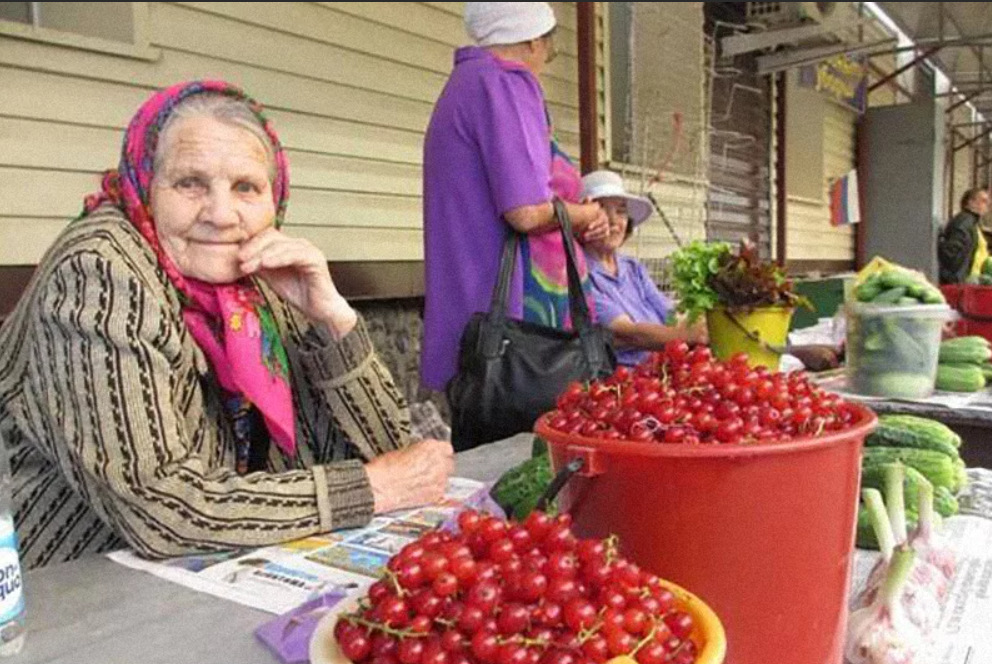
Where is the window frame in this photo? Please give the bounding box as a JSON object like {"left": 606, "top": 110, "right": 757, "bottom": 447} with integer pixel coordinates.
{"left": 0, "top": 2, "right": 159, "bottom": 61}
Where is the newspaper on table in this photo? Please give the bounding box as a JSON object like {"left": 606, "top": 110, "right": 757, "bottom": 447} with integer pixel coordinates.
{"left": 108, "top": 477, "right": 493, "bottom": 615}
{"left": 848, "top": 515, "right": 992, "bottom": 664}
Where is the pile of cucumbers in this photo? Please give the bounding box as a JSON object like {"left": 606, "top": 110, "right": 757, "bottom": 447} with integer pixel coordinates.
{"left": 854, "top": 268, "right": 946, "bottom": 306}
{"left": 857, "top": 414, "right": 968, "bottom": 549}
{"left": 935, "top": 336, "right": 992, "bottom": 392}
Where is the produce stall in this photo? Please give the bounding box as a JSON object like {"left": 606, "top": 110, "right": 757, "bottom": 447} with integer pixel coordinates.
{"left": 20, "top": 240, "right": 991, "bottom": 664}
{"left": 18, "top": 436, "right": 992, "bottom": 664}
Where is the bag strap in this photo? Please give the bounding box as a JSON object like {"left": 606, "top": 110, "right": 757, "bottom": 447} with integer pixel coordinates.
{"left": 554, "top": 199, "right": 592, "bottom": 331}
{"left": 554, "top": 200, "right": 610, "bottom": 376}
{"left": 480, "top": 227, "right": 520, "bottom": 358}
{"left": 480, "top": 200, "right": 610, "bottom": 376}
{"left": 488, "top": 230, "right": 519, "bottom": 320}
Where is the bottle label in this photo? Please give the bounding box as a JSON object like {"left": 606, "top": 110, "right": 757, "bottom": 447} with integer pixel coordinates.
{"left": 0, "top": 524, "right": 24, "bottom": 625}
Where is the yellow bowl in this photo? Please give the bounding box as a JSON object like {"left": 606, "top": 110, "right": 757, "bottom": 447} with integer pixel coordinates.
{"left": 310, "top": 579, "right": 727, "bottom": 664}
{"left": 657, "top": 577, "right": 727, "bottom": 664}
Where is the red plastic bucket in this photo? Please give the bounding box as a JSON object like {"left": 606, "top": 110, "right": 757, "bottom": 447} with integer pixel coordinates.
{"left": 958, "top": 285, "right": 992, "bottom": 342}
{"left": 535, "top": 404, "right": 877, "bottom": 664}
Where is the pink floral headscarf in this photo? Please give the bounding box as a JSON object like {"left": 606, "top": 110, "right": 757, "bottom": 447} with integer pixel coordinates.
{"left": 84, "top": 80, "right": 297, "bottom": 466}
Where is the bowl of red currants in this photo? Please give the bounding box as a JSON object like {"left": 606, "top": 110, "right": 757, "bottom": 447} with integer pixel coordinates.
{"left": 315, "top": 510, "right": 726, "bottom": 664}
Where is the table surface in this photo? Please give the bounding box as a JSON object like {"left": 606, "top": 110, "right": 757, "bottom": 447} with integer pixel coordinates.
{"left": 21, "top": 435, "right": 534, "bottom": 664}
{"left": 855, "top": 397, "right": 992, "bottom": 425}
{"left": 21, "top": 435, "right": 992, "bottom": 664}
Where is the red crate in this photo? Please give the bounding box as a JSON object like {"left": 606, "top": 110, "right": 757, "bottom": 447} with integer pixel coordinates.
{"left": 943, "top": 284, "right": 992, "bottom": 341}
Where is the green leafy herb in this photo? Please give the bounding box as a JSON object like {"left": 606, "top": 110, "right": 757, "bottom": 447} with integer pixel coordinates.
{"left": 669, "top": 240, "right": 731, "bottom": 324}
{"left": 670, "top": 240, "right": 810, "bottom": 322}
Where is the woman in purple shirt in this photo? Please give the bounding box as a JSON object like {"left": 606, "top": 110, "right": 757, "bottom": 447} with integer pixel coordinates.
{"left": 420, "top": 2, "right": 608, "bottom": 393}
{"left": 581, "top": 171, "right": 708, "bottom": 366}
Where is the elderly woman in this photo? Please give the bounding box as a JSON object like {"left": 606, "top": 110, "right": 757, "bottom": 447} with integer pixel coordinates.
{"left": 0, "top": 81, "right": 453, "bottom": 569}
{"left": 581, "top": 171, "right": 708, "bottom": 366}
{"left": 421, "top": 2, "right": 608, "bottom": 394}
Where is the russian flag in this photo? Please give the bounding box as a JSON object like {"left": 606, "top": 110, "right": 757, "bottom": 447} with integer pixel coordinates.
{"left": 830, "top": 169, "right": 861, "bottom": 226}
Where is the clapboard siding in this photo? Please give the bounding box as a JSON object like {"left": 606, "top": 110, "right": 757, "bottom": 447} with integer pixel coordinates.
{"left": 785, "top": 93, "right": 858, "bottom": 264}
{"left": 0, "top": 1, "right": 579, "bottom": 265}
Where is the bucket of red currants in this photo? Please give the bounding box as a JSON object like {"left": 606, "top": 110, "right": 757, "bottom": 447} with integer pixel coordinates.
{"left": 535, "top": 341, "right": 877, "bottom": 664}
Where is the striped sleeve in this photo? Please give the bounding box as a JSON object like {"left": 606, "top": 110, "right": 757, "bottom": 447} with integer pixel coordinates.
{"left": 291, "top": 314, "right": 413, "bottom": 461}
{"left": 36, "top": 251, "right": 372, "bottom": 559}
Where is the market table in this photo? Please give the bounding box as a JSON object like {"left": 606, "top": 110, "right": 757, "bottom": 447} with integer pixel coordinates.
{"left": 19, "top": 435, "right": 534, "bottom": 664}
{"left": 19, "top": 436, "right": 992, "bottom": 664}
{"left": 811, "top": 371, "right": 992, "bottom": 470}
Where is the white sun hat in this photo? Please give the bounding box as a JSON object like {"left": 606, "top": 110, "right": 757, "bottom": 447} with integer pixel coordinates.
{"left": 464, "top": 2, "right": 557, "bottom": 47}
{"left": 580, "top": 170, "right": 654, "bottom": 227}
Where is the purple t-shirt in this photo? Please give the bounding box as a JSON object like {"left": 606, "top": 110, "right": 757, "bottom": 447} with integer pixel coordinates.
{"left": 586, "top": 253, "right": 673, "bottom": 367}
{"left": 421, "top": 47, "right": 552, "bottom": 391}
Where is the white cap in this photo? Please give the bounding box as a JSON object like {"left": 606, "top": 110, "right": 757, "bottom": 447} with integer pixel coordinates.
{"left": 581, "top": 171, "right": 654, "bottom": 227}
{"left": 464, "top": 2, "right": 557, "bottom": 47}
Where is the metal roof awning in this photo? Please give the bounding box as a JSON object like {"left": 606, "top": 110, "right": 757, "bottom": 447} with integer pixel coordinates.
{"left": 878, "top": 2, "right": 992, "bottom": 113}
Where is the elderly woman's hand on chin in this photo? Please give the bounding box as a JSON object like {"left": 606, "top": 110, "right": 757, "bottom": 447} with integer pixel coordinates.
{"left": 238, "top": 229, "right": 358, "bottom": 341}
{"left": 237, "top": 231, "right": 455, "bottom": 514}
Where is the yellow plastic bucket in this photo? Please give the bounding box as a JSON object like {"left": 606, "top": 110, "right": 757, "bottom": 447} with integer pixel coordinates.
{"left": 706, "top": 306, "right": 793, "bottom": 370}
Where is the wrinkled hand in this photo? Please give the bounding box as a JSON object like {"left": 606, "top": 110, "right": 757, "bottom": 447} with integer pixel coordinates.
{"left": 584, "top": 208, "right": 610, "bottom": 243}
{"left": 789, "top": 345, "right": 841, "bottom": 372}
{"left": 239, "top": 228, "right": 357, "bottom": 338}
{"left": 364, "top": 439, "right": 455, "bottom": 514}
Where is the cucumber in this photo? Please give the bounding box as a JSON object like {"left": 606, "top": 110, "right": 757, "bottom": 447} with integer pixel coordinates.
{"left": 935, "top": 486, "right": 960, "bottom": 518}
{"left": 936, "top": 363, "right": 986, "bottom": 393}
{"left": 490, "top": 452, "right": 553, "bottom": 520}
{"left": 862, "top": 446, "right": 957, "bottom": 490}
{"left": 875, "top": 415, "right": 961, "bottom": 449}
{"left": 879, "top": 270, "right": 919, "bottom": 290}
{"left": 941, "top": 336, "right": 992, "bottom": 349}
{"left": 881, "top": 318, "right": 926, "bottom": 359}
{"left": 853, "top": 372, "right": 934, "bottom": 399}
{"left": 866, "top": 416, "right": 960, "bottom": 459}
{"left": 857, "top": 503, "right": 918, "bottom": 550}
{"left": 860, "top": 463, "right": 959, "bottom": 519}
{"left": 939, "top": 341, "right": 992, "bottom": 364}
{"left": 856, "top": 276, "right": 885, "bottom": 303}
{"left": 872, "top": 287, "right": 908, "bottom": 304}
{"left": 921, "top": 287, "right": 946, "bottom": 304}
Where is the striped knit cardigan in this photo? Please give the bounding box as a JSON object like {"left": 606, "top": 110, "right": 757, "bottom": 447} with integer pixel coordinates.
{"left": 0, "top": 205, "right": 412, "bottom": 570}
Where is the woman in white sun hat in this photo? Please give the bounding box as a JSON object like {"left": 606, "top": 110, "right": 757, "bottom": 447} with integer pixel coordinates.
{"left": 581, "top": 170, "right": 708, "bottom": 366}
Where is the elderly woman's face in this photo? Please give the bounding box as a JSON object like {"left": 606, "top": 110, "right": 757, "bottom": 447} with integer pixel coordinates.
{"left": 587, "top": 197, "right": 629, "bottom": 255}
{"left": 150, "top": 115, "right": 275, "bottom": 284}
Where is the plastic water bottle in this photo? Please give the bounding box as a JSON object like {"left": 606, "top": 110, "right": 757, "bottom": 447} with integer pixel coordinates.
{"left": 0, "top": 430, "right": 25, "bottom": 656}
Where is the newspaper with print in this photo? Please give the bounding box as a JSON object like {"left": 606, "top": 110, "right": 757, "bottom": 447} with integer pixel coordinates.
{"left": 108, "top": 477, "right": 495, "bottom": 615}
{"left": 848, "top": 515, "right": 992, "bottom": 664}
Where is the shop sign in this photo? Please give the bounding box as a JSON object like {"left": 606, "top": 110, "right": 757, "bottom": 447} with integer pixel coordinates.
{"left": 800, "top": 54, "right": 867, "bottom": 113}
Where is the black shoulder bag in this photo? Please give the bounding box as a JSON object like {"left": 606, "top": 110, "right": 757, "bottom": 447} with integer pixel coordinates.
{"left": 446, "top": 199, "right": 616, "bottom": 450}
